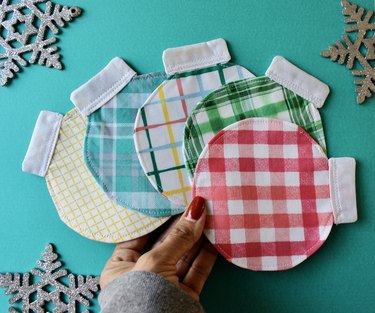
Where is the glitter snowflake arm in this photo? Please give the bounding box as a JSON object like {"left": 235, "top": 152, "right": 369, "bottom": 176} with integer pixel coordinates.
{"left": 321, "top": 1, "right": 373, "bottom": 69}
{"left": 30, "top": 1, "right": 81, "bottom": 35}
{"left": 0, "top": 244, "right": 100, "bottom": 312}
{"left": 31, "top": 243, "right": 68, "bottom": 280}
{"left": 67, "top": 274, "right": 100, "bottom": 307}
{"left": 29, "top": 37, "right": 62, "bottom": 68}
{"left": 354, "top": 68, "right": 375, "bottom": 103}
{"left": 321, "top": 0, "right": 375, "bottom": 104}
{"left": 321, "top": 38, "right": 351, "bottom": 67}
{"left": 0, "top": 0, "right": 81, "bottom": 85}
{"left": 342, "top": 0, "right": 375, "bottom": 33}
{"left": 0, "top": 273, "right": 31, "bottom": 304}
{"left": 0, "top": 38, "right": 28, "bottom": 85}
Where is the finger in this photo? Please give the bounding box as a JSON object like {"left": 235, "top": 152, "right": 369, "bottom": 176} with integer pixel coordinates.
{"left": 182, "top": 240, "right": 218, "bottom": 296}
{"left": 176, "top": 237, "right": 204, "bottom": 278}
{"left": 151, "top": 196, "right": 206, "bottom": 263}
{"left": 111, "top": 235, "right": 149, "bottom": 263}
{"left": 152, "top": 215, "right": 180, "bottom": 249}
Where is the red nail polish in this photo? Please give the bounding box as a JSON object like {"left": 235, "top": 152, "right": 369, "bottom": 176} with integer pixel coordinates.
{"left": 185, "top": 196, "right": 205, "bottom": 221}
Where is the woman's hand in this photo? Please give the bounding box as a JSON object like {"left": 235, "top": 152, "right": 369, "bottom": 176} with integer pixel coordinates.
{"left": 100, "top": 196, "right": 217, "bottom": 300}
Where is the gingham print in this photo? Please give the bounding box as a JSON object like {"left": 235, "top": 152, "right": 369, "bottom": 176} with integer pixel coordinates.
{"left": 134, "top": 64, "right": 255, "bottom": 207}
{"left": 85, "top": 73, "right": 184, "bottom": 218}
{"left": 192, "top": 118, "right": 334, "bottom": 271}
{"left": 46, "top": 109, "right": 169, "bottom": 243}
{"left": 184, "top": 76, "right": 327, "bottom": 180}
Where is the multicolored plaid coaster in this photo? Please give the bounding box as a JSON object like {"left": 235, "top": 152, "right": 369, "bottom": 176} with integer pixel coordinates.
{"left": 192, "top": 118, "right": 357, "bottom": 271}
{"left": 70, "top": 58, "right": 184, "bottom": 218}
{"left": 184, "top": 56, "right": 330, "bottom": 180}
{"left": 134, "top": 39, "right": 255, "bottom": 208}
{"left": 22, "top": 109, "right": 169, "bottom": 243}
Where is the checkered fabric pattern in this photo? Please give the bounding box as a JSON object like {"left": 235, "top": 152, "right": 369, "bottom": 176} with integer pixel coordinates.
{"left": 184, "top": 76, "right": 327, "bottom": 180}
{"left": 134, "top": 64, "right": 254, "bottom": 208}
{"left": 85, "top": 73, "right": 183, "bottom": 218}
{"left": 46, "top": 109, "right": 168, "bottom": 243}
{"left": 192, "top": 118, "right": 334, "bottom": 271}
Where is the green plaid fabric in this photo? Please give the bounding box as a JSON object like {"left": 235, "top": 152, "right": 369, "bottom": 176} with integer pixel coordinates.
{"left": 183, "top": 76, "right": 327, "bottom": 179}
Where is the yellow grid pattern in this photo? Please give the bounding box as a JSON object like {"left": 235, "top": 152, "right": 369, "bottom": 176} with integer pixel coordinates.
{"left": 46, "top": 109, "right": 168, "bottom": 243}
{"left": 158, "top": 85, "right": 191, "bottom": 206}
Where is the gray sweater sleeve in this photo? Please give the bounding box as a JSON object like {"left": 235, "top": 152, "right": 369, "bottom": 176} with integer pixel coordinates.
{"left": 99, "top": 271, "right": 205, "bottom": 313}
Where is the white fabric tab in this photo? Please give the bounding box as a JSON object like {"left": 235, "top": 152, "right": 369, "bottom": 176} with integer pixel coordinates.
{"left": 70, "top": 57, "right": 136, "bottom": 116}
{"left": 265, "top": 56, "right": 330, "bottom": 108}
{"left": 22, "top": 111, "right": 63, "bottom": 177}
{"left": 162, "top": 38, "right": 231, "bottom": 75}
{"left": 329, "top": 158, "right": 358, "bottom": 224}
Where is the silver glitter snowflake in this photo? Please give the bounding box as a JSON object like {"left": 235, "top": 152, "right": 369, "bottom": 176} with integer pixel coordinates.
{"left": 0, "top": 244, "right": 100, "bottom": 313}
{"left": 0, "top": 0, "right": 81, "bottom": 85}
{"left": 321, "top": 0, "right": 375, "bottom": 104}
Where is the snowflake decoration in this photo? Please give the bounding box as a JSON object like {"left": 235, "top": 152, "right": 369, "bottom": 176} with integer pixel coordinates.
{"left": 0, "top": 0, "right": 82, "bottom": 86}
{"left": 0, "top": 244, "right": 100, "bottom": 313}
{"left": 321, "top": 0, "right": 375, "bottom": 104}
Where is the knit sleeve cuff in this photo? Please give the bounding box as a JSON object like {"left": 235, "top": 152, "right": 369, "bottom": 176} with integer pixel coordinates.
{"left": 99, "top": 271, "right": 204, "bottom": 313}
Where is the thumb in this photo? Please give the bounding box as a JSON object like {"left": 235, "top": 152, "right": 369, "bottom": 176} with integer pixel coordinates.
{"left": 154, "top": 196, "right": 206, "bottom": 263}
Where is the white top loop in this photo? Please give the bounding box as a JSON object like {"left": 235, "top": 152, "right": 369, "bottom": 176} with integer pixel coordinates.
{"left": 22, "top": 111, "right": 63, "bottom": 177}
{"left": 329, "top": 158, "right": 358, "bottom": 224}
{"left": 266, "top": 56, "right": 330, "bottom": 108}
{"left": 70, "top": 57, "right": 136, "bottom": 116}
{"left": 162, "top": 38, "right": 231, "bottom": 75}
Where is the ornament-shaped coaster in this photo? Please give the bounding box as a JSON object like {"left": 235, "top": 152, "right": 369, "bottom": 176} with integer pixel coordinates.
{"left": 0, "top": 244, "right": 99, "bottom": 312}
{"left": 22, "top": 109, "right": 168, "bottom": 243}
{"left": 0, "top": 0, "right": 82, "bottom": 85}
{"left": 321, "top": 0, "right": 375, "bottom": 104}
{"left": 70, "top": 57, "right": 183, "bottom": 218}
{"left": 193, "top": 118, "right": 357, "bottom": 271}
{"left": 184, "top": 56, "right": 330, "bottom": 180}
{"left": 134, "top": 38, "right": 255, "bottom": 209}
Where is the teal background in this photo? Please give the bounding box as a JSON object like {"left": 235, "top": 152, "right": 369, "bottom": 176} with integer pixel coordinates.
{"left": 0, "top": 0, "right": 374, "bottom": 312}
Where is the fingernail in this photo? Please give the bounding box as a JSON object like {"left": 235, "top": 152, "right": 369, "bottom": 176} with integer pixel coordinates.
{"left": 185, "top": 196, "right": 205, "bottom": 221}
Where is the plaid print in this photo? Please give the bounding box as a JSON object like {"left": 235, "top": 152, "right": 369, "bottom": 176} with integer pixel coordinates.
{"left": 47, "top": 109, "right": 169, "bottom": 243}
{"left": 184, "top": 76, "right": 327, "bottom": 180}
{"left": 192, "top": 118, "right": 334, "bottom": 271}
{"left": 134, "top": 64, "right": 254, "bottom": 207}
{"left": 85, "top": 73, "right": 184, "bottom": 218}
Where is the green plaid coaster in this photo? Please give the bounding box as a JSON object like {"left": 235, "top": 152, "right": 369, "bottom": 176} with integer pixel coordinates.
{"left": 184, "top": 56, "right": 330, "bottom": 179}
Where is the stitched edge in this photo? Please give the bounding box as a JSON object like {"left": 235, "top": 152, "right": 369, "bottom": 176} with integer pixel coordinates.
{"left": 166, "top": 54, "right": 230, "bottom": 74}
{"left": 330, "top": 159, "right": 344, "bottom": 224}
{"left": 83, "top": 73, "right": 185, "bottom": 217}
{"left": 37, "top": 113, "right": 63, "bottom": 177}
{"left": 193, "top": 118, "right": 333, "bottom": 270}
{"left": 267, "top": 70, "right": 325, "bottom": 108}
{"left": 84, "top": 128, "right": 184, "bottom": 216}
{"left": 134, "top": 65, "right": 228, "bottom": 206}
{"left": 136, "top": 64, "right": 254, "bottom": 206}
{"left": 81, "top": 70, "right": 136, "bottom": 116}
{"left": 183, "top": 77, "right": 272, "bottom": 179}
{"left": 45, "top": 109, "right": 170, "bottom": 242}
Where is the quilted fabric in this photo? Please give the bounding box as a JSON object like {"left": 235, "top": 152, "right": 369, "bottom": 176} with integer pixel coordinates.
{"left": 84, "top": 73, "right": 184, "bottom": 218}
{"left": 134, "top": 64, "right": 254, "bottom": 208}
{"left": 192, "top": 118, "right": 334, "bottom": 271}
{"left": 184, "top": 76, "right": 327, "bottom": 180}
{"left": 46, "top": 109, "right": 168, "bottom": 243}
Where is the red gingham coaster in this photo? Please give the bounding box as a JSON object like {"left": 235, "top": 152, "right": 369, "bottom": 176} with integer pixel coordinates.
{"left": 193, "top": 118, "right": 335, "bottom": 271}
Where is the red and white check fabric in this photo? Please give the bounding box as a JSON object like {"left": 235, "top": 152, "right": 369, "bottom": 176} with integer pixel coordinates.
{"left": 192, "top": 118, "right": 334, "bottom": 271}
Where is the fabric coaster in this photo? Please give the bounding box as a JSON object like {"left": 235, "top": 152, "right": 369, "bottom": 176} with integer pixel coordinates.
{"left": 184, "top": 56, "right": 330, "bottom": 180}
{"left": 71, "top": 57, "right": 184, "bottom": 218}
{"left": 22, "top": 109, "right": 169, "bottom": 243}
{"left": 134, "top": 39, "right": 255, "bottom": 208}
{"left": 192, "top": 118, "right": 357, "bottom": 271}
